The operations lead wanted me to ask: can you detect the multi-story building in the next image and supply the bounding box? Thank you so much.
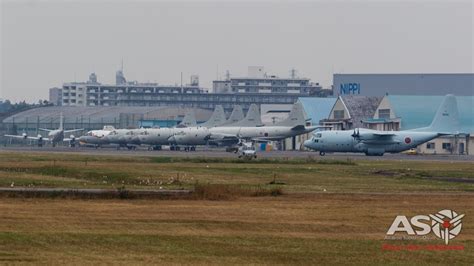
[51,68,330,112]
[213,66,326,96]
[48,88,62,106]
[56,71,206,107]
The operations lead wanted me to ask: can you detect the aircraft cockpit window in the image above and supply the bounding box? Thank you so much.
[316,133,322,138]
[313,139,319,143]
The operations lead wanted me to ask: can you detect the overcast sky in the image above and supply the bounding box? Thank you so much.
[1,0,472,102]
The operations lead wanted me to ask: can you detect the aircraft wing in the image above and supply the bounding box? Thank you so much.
[357,132,398,144]
[28,136,49,141]
[64,128,84,133]
[4,134,27,139]
[372,132,396,137]
[38,128,53,132]
[292,125,332,131]
[207,133,241,146]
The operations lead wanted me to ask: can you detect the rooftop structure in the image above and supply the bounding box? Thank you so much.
[213,66,329,96]
[321,96,383,130]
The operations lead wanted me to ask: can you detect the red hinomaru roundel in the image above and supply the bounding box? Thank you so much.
[404,137,412,144]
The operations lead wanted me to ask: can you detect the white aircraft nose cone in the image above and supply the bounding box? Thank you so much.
[303,140,312,147]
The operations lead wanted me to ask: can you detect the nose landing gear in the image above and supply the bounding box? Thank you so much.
[319,151,325,156]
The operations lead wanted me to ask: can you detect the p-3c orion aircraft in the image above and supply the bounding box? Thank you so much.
[5,113,83,147]
[304,94,460,156]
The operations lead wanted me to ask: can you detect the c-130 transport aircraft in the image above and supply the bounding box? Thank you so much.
[304,94,461,156]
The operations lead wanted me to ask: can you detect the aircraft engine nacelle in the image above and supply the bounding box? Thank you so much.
[356,132,374,140]
[22,133,28,139]
[209,133,226,140]
[69,135,76,147]
[37,135,44,147]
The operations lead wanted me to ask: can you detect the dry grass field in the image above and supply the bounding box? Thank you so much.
[0,151,473,264]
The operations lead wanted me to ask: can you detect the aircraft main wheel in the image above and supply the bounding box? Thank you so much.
[319,151,326,156]
[191,146,196,151]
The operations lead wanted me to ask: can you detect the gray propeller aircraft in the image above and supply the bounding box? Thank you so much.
[5,113,83,147]
[78,125,116,148]
[304,94,460,156]
[169,102,319,150]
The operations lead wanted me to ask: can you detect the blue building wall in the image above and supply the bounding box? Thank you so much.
[298,97,337,125]
[334,74,474,96]
[387,95,474,133]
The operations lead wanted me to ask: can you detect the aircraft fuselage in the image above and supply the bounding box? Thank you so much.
[304,129,440,155]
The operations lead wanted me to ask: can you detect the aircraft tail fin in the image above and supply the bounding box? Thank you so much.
[59,112,64,131]
[412,94,460,134]
[223,105,244,125]
[227,104,263,127]
[276,101,307,127]
[179,109,197,127]
[199,105,227,128]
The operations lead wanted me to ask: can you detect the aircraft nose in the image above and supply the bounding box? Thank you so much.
[303,139,312,148]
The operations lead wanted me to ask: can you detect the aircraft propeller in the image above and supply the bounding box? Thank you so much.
[351,128,362,143]
[351,128,360,138]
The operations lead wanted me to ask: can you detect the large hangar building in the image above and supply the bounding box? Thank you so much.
[334,73,473,96]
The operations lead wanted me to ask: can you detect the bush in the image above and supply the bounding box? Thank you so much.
[192,183,283,200]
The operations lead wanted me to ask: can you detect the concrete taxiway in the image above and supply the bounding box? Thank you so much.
[1,146,473,162]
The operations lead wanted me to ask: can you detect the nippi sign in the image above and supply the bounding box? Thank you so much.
[340,83,361,95]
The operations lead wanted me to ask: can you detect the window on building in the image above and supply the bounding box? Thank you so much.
[426,142,435,149]
[378,109,391,119]
[334,110,344,119]
[442,143,452,150]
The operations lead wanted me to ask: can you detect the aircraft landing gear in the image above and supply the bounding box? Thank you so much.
[319,151,326,156]
[184,146,196,152]
[149,145,162,151]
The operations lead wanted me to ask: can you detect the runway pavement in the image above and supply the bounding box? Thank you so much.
[1,145,473,162]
